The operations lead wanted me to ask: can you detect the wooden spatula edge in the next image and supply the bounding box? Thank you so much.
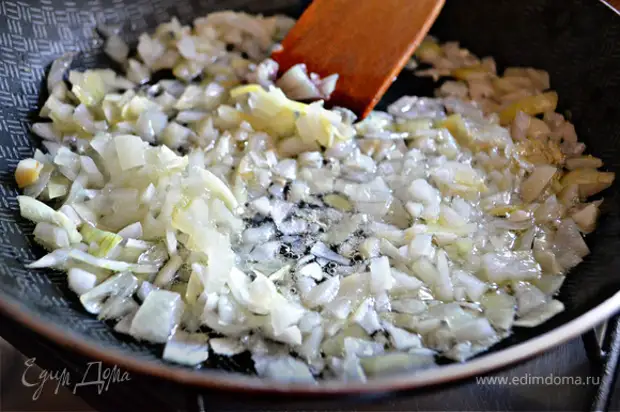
[272,0,446,119]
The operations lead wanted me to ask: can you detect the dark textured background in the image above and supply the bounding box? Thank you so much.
[0,0,619,390]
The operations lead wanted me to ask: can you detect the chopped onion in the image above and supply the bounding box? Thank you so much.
[513,299,564,327]
[304,276,340,308]
[14,12,611,381]
[67,267,98,295]
[210,337,245,356]
[130,290,184,343]
[47,53,74,93]
[310,242,351,265]
[162,331,209,366]
[276,64,322,100]
[253,355,316,384]
[104,35,130,64]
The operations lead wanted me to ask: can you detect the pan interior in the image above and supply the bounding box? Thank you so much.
[0,0,618,386]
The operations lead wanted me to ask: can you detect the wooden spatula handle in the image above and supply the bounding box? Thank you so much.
[272,0,445,118]
[604,0,620,12]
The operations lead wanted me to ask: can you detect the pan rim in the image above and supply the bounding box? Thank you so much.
[0,288,618,394]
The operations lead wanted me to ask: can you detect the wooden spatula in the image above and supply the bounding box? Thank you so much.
[271,0,445,119]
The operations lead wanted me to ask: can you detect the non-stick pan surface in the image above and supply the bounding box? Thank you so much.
[0,0,619,393]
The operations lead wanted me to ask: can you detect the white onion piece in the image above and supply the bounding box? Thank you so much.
[136,281,157,302]
[34,222,70,249]
[304,276,340,308]
[554,218,590,262]
[452,318,496,342]
[242,223,275,244]
[391,299,427,315]
[453,270,488,302]
[210,337,245,356]
[513,282,548,317]
[162,331,209,366]
[383,322,422,350]
[481,292,516,330]
[391,269,424,291]
[79,272,138,315]
[351,298,382,334]
[310,242,351,265]
[481,251,541,283]
[253,355,316,384]
[67,267,97,295]
[276,64,322,100]
[297,327,324,361]
[360,352,435,376]
[129,290,184,343]
[270,200,293,223]
[248,241,280,262]
[298,262,323,280]
[117,222,143,240]
[32,123,61,141]
[513,299,565,327]
[47,53,74,93]
[270,295,306,335]
[520,165,557,203]
[105,35,129,64]
[318,74,339,98]
[369,256,394,294]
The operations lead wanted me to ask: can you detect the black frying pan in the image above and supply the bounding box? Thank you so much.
[0,0,619,394]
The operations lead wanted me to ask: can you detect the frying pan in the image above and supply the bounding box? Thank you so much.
[0,0,620,394]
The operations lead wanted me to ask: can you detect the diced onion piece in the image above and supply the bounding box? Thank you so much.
[162,331,209,366]
[104,34,129,64]
[499,92,558,125]
[383,322,422,350]
[553,218,590,264]
[452,317,496,342]
[481,291,516,330]
[310,242,351,265]
[480,251,541,283]
[253,355,316,384]
[304,276,340,308]
[15,159,44,189]
[71,70,106,107]
[270,295,306,335]
[17,196,81,244]
[68,249,158,273]
[34,222,70,249]
[520,165,557,203]
[360,352,435,376]
[130,289,185,343]
[565,156,603,170]
[79,272,138,314]
[513,299,564,327]
[513,281,548,317]
[369,256,394,294]
[298,262,323,280]
[196,167,239,211]
[453,270,488,302]
[47,53,74,93]
[210,337,245,356]
[115,134,147,170]
[80,225,123,258]
[276,64,322,100]
[154,254,184,287]
[26,249,70,269]
[572,203,599,234]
